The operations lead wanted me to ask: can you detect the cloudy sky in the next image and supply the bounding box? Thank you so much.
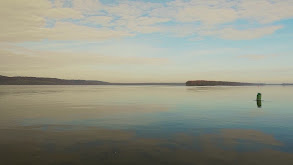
[1,0,293,83]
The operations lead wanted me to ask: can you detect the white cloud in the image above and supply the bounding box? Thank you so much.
[203,26,283,40]
[45,8,83,19]
[1,0,293,43]
[160,24,200,37]
[0,46,169,68]
[0,0,49,42]
[174,5,238,24]
[72,0,103,14]
[239,54,277,60]
[135,17,170,26]
[48,22,133,41]
[239,0,293,24]
[84,16,113,25]
[0,0,131,42]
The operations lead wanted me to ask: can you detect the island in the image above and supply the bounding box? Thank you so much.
[282,83,293,86]
[186,80,265,86]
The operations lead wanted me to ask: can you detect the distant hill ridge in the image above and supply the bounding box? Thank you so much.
[0,75,109,85]
[0,75,184,85]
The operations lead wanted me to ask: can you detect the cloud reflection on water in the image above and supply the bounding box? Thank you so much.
[0,125,292,165]
[1,86,293,164]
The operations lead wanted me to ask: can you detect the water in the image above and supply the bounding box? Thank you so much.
[0,85,293,164]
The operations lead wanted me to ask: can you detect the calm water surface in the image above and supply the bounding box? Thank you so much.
[0,85,293,164]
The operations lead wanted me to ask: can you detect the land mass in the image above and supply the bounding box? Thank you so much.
[0,75,184,86]
[0,75,291,86]
[0,75,110,85]
[186,80,265,86]
[282,83,293,86]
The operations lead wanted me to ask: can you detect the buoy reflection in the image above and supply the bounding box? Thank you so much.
[257,100,262,108]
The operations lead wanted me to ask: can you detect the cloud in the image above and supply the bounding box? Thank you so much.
[239,54,277,60]
[159,24,200,37]
[239,0,293,24]
[166,0,293,24]
[84,16,113,25]
[203,26,283,40]
[174,6,238,25]
[186,48,239,57]
[72,0,103,14]
[0,46,169,68]
[0,0,130,42]
[1,0,293,43]
[135,17,171,26]
[45,8,83,19]
[48,22,133,41]
[151,0,292,38]
[0,0,132,42]
[112,16,170,33]
[0,45,171,81]
[0,0,49,42]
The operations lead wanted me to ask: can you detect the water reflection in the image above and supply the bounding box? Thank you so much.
[1,125,292,165]
[257,100,262,108]
[0,85,293,164]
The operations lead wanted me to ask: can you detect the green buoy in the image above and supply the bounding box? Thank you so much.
[257,93,262,101]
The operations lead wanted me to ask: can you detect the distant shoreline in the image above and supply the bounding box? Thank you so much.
[0,75,184,86]
[0,75,292,86]
[186,80,263,86]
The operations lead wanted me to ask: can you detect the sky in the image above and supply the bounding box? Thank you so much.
[1,0,293,83]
